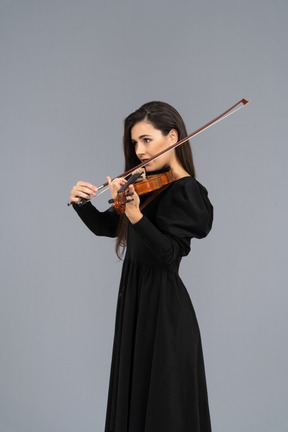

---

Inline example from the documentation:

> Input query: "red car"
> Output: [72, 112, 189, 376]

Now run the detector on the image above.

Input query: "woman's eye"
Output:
[144, 138, 151, 143]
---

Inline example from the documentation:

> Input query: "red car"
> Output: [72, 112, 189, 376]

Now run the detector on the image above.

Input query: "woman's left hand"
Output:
[124, 184, 143, 224]
[107, 176, 127, 199]
[107, 176, 143, 224]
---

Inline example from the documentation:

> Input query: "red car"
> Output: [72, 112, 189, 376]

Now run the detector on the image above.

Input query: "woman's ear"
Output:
[169, 129, 178, 145]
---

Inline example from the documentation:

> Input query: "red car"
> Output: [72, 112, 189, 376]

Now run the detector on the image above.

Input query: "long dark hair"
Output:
[116, 101, 195, 258]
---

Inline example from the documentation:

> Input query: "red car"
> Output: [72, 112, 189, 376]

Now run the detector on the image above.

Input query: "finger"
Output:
[128, 184, 139, 197]
[107, 176, 117, 191]
[77, 186, 97, 196]
[70, 190, 91, 201]
[128, 184, 135, 193]
[71, 187, 96, 200]
[70, 196, 82, 203]
[113, 177, 127, 187]
[76, 181, 97, 192]
[107, 176, 118, 199]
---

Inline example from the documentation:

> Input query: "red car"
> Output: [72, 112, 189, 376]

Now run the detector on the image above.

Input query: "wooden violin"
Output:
[110, 167, 176, 214]
[67, 98, 249, 208]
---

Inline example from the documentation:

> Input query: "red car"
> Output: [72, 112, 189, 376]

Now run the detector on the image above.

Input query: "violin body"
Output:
[112, 168, 176, 214]
[134, 169, 176, 196]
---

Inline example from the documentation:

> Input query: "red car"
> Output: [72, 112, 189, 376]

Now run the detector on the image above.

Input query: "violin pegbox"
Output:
[112, 190, 135, 214]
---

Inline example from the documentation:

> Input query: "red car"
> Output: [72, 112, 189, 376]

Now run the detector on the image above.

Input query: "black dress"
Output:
[73, 177, 213, 432]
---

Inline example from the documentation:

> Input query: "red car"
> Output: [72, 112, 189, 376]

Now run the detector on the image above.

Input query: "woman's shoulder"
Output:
[166, 176, 210, 202]
[159, 175, 213, 223]
[171, 175, 199, 187]
[156, 176, 213, 238]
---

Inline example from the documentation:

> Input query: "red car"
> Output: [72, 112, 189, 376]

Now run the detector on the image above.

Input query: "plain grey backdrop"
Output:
[1, 0, 287, 431]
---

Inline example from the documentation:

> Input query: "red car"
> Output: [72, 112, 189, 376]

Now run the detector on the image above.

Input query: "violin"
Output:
[67, 98, 249, 209]
[110, 167, 176, 214]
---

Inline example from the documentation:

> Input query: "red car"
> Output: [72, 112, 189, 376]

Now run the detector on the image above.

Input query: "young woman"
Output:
[70, 101, 213, 432]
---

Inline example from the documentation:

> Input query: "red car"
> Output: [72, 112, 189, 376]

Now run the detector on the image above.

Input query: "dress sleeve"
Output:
[73, 201, 119, 238]
[131, 178, 213, 264]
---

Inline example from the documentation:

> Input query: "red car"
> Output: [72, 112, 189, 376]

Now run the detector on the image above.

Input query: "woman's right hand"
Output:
[70, 181, 98, 204]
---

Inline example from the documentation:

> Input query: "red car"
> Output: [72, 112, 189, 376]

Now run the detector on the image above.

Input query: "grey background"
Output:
[0, 0, 287, 431]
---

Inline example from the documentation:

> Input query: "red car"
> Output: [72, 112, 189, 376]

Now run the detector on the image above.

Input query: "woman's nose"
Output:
[136, 142, 145, 157]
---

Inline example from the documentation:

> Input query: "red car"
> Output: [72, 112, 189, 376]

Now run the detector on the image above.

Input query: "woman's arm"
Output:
[73, 202, 119, 238]
[129, 179, 213, 264]
[71, 180, 119, 238]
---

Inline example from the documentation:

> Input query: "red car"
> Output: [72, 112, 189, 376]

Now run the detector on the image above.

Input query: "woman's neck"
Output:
[170, 160, 191, 180]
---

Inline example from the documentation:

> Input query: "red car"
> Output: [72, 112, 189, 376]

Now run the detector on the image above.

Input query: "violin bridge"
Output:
[131, 167, 146, 182]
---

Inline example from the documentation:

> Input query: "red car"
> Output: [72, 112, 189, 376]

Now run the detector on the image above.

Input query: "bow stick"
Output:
[68, 98, 249, 206]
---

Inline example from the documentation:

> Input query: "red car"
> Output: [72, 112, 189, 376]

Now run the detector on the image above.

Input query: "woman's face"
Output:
[131, 121, 177, 172]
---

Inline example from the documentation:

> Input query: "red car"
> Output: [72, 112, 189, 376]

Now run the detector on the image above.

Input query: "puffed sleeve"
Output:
[131, 177, 213, 264]
[73, 201, 119, 238]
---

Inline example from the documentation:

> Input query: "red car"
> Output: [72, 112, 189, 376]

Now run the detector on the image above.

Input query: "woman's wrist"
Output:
[126, 208, 143, 225]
